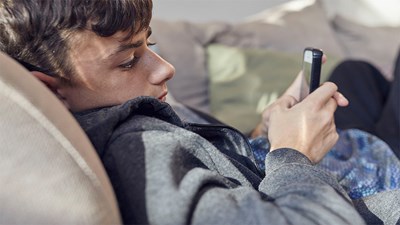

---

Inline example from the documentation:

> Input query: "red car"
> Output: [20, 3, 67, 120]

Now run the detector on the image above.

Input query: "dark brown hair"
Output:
[0, 0, 153, 84]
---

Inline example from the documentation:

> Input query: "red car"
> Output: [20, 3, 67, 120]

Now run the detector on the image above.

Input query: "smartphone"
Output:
[302, 47, 323, 94]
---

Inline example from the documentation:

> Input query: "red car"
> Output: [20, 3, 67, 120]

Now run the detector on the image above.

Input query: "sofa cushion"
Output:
[214, 0, 345, 58]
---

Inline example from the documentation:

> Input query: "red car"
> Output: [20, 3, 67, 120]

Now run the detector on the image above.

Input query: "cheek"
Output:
[110, 72, 151, 97]
[65, 68, 154, 111]
[116, 72, 146, 89]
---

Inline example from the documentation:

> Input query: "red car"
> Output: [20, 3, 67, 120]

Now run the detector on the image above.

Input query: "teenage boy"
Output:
[0, 0, 366, 224]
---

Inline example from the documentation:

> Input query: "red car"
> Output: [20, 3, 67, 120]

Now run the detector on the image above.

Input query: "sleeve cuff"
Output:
[264, 148, 312, 172]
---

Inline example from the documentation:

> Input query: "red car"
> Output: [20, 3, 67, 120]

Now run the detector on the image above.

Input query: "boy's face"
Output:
[57, 28, 175, 112]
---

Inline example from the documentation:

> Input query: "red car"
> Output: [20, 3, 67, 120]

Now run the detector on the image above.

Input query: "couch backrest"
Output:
[0, 51, 121, 224]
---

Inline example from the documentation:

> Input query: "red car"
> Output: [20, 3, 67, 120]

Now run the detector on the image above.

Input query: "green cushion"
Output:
[207, 44, 340, 133]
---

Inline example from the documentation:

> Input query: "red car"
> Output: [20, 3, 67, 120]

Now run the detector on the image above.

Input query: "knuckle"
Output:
[324, 81, 338, 91]
[282, 95, 297, 104]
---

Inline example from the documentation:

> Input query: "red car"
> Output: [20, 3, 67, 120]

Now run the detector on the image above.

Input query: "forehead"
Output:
[69, 29, 149, 60]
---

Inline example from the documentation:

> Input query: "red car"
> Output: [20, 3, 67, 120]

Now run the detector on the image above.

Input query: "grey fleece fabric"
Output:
[74, 96, 365, 225]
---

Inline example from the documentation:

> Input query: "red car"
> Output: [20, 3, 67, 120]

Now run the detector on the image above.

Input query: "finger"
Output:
[325, 97, 338, 114]
[303, 82, 338, 107]
[279, 95, 299, 109]
[322, 54, 327, 64]
[282, 70, 305, 101]
[333, 91, 349, 107]
[325, 129, 339, 152]
[328, 126, 339, 145]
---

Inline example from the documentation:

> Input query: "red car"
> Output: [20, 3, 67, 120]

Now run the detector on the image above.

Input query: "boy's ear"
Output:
[31, 71, 71, 110]
[31, 71, 59, 93]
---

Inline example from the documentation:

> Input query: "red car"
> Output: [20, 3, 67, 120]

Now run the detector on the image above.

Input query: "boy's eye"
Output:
[117, 43, 156, 69]
[119, 57, 140, 69]
[147, 42, 157, 51]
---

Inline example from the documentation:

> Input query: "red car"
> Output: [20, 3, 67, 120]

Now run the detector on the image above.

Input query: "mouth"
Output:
[158, 91, 168, 102]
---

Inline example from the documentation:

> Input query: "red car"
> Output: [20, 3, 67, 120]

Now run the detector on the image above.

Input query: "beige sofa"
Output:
[0, 51, 121, 224]
[151, 0, 400, 133]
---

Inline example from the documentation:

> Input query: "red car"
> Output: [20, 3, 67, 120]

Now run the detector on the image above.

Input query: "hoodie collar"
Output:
[73, 96, 184, 156]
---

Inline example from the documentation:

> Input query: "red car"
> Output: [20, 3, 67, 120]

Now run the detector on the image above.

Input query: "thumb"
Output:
[279, 95, 299, 109]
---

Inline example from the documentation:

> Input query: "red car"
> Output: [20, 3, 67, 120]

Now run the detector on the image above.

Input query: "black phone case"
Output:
[304, 47, 323, 93]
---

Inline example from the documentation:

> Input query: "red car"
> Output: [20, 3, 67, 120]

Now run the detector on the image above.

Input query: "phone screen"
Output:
[303, 50, 313, 88]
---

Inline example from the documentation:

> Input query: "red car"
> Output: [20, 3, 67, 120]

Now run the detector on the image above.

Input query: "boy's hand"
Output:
[267, 82, 348, 164]
[283, 54, 328, 102]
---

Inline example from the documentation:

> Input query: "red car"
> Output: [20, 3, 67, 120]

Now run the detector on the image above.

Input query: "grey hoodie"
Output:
[74, 96, 365, 225]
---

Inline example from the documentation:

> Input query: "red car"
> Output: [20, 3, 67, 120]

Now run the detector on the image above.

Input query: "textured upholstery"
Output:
[0, 52, 121, 224]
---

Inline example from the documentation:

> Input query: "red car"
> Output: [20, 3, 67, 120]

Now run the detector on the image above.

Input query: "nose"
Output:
[148, 50, 175, 84]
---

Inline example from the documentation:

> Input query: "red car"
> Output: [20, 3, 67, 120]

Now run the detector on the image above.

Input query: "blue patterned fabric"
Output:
[250, 129, 400, 199]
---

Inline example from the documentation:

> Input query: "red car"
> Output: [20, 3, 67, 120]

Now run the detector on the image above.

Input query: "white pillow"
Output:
[321, 0, 400, 27]
[245, 0, 317, 25]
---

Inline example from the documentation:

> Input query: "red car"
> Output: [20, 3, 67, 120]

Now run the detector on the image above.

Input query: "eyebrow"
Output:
[108, 27, 153, 58]
[114, 41, 143, 55]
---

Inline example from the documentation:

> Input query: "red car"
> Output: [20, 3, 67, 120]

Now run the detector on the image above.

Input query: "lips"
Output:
[158, 91, 168, 102]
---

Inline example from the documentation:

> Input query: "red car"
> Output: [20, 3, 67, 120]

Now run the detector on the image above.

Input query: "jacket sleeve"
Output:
[105, 129, 366, 225]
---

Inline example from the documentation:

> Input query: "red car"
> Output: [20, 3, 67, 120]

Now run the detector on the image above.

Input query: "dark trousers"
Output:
[328, 54, 400, 157]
